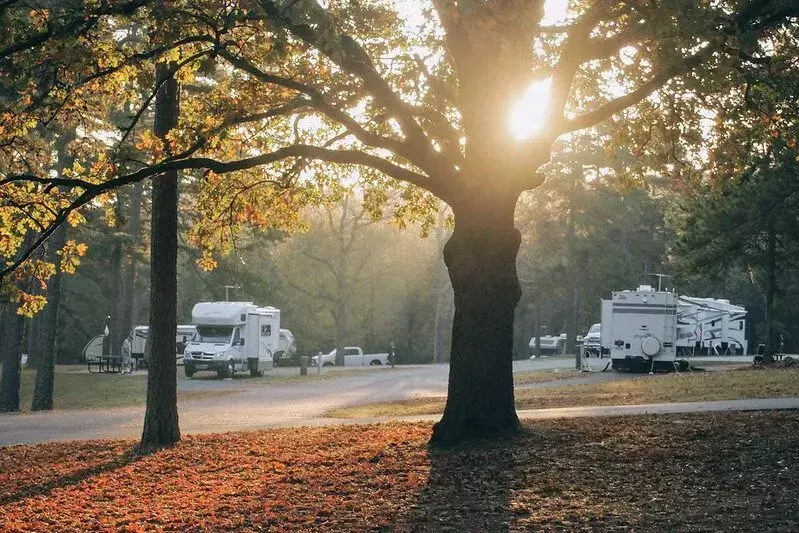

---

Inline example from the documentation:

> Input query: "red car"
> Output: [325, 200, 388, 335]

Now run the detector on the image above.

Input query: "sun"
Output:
[509, 78, 552, 140]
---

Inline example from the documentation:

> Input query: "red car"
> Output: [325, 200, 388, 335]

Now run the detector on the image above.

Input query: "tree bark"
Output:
[430, 195, 522, 445]
[31, 222, 68, 411]
[140, 58, 180, 447]
[763, 219, 776, 363]
[0, 300, 25, 412]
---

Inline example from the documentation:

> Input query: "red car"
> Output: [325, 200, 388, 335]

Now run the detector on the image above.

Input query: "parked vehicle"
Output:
[128, 324, 196, 365]
[310, 346, 389, 367]
[182, 301, 280, 378]
[601, 285, 679, 372]
[582, 323, 601, 357]
[273, 329, 298, 366]
[528, 333, 582, 358]
[676, 296, 748, 356]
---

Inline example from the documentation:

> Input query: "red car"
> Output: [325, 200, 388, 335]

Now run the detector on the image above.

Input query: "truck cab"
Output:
[183, 301, 280, 378]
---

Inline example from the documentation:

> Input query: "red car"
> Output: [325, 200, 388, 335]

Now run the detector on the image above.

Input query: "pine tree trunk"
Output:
[0, 300, 25, 412]
[119, 181, 144, 340]
[31, 223, 68, 411]
[763, 220, 776, 363]
[140, 59, 180, 447]
[430, 195, 522, 445]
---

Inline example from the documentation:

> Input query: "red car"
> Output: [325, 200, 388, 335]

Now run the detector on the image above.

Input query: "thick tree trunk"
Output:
[31, 223, 68, 411]
[430, 195, 522, 445]
[140, 59, 180, 447]
[0, 300, 25, 412]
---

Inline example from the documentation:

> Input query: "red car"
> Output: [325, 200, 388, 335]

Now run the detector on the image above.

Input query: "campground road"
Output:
[0, 355, 763, 446]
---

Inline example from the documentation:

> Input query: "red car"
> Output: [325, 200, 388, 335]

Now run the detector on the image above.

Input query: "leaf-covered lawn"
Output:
[328, 366, 799, 418]
[1, 412, 798, 531]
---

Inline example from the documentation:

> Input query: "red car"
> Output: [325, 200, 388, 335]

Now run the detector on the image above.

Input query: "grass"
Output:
[327, 366, 799, 418]
[513, 368, 584, 385]
[1, 412, 797, 531]
[6, 366, 233, 411]
[2, 364, 387, 412]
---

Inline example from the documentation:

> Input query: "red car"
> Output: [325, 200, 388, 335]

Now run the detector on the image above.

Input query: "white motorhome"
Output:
[676, 296, 748, 355]
[601, 285, 679, 372]
[182, 301, 279, 378]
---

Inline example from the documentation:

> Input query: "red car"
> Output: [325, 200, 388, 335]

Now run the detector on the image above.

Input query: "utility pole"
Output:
[224, 285, 241, 302]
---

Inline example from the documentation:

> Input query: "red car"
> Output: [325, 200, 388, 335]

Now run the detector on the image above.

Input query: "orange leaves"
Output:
[0, 424, 432, 531]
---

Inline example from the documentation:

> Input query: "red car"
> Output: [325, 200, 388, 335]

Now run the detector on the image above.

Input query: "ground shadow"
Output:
[401, 436, 520, 532]
[1, 443, 156, 506]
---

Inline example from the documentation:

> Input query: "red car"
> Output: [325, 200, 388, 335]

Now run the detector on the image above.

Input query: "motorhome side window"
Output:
[261, 324, 271, 337]
[195, 325, 234, 343]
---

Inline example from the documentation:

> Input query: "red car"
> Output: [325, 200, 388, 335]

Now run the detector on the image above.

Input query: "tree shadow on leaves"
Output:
[401, 435, 521, 532]
[1, 443, 157, 506]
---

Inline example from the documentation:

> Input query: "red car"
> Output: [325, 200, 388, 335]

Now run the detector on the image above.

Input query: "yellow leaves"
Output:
[58, 240, 88, 275]
[197, 252, 218, 272]
[16, 292, 48, 317]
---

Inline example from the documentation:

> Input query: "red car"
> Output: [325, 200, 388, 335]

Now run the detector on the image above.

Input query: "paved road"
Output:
[0, 355, 760, 447]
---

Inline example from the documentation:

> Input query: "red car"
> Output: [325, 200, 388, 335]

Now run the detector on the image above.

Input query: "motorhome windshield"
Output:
[194, 326, 234, 343]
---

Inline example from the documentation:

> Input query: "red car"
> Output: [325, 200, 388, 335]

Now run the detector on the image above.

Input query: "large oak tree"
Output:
[2, 0, 797, 444]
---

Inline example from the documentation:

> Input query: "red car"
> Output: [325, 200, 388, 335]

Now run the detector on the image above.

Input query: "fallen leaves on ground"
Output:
[1, 412, 798, 531]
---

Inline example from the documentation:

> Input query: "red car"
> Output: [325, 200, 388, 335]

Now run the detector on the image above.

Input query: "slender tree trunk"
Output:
[110, 191, 127, 357]
[140, 58, 180, 447]
[334, 299, 346, 366]
[763, 220, 777, 363]
[0, 300, 25, 412]
[565, 201, 577, 360]
[430, 195, 522, 445]
[119, 181, 144, 345]
[31, 222, 68, 411]
[535, 300, 542, 359]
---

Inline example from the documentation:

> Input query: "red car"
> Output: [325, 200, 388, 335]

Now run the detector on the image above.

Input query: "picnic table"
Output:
[87, 355, 128, 374]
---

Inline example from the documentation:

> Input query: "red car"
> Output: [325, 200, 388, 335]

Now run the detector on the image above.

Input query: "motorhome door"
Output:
[246, 314, 261, 360]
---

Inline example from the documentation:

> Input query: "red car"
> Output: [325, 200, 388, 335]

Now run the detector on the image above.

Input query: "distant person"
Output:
[388, 342, 396, 368]
[121, 336, 133, 373]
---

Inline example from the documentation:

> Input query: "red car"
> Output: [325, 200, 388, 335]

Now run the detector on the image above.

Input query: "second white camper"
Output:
[182, 301, 280, 378]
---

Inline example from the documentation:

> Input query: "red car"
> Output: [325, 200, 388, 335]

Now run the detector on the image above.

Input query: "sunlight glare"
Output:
[509, 78, 552, 140]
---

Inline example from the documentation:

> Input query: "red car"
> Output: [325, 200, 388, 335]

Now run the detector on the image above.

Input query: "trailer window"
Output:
[195, 326, 234, 343]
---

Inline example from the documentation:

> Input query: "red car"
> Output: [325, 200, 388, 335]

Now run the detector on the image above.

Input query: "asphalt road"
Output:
[0, 355, 762, 447]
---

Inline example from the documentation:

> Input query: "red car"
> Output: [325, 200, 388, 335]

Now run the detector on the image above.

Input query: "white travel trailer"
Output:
[128, 324, 196, 365]
[182, 301, 280, 378]
[601, 285, 679, 372]
[676, 297, 748, 355]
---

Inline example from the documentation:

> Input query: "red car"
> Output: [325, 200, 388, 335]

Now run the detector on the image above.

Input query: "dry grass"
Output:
[1, 412, 797, 531]
[328, 366, 799, 418]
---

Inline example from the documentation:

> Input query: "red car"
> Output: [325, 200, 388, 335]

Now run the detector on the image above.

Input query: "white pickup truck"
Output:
[311, 346, 389, 367]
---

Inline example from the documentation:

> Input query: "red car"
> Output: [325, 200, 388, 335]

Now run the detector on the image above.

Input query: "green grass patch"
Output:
[6, 367, 232, 411]
[327, 366, 799, 418]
